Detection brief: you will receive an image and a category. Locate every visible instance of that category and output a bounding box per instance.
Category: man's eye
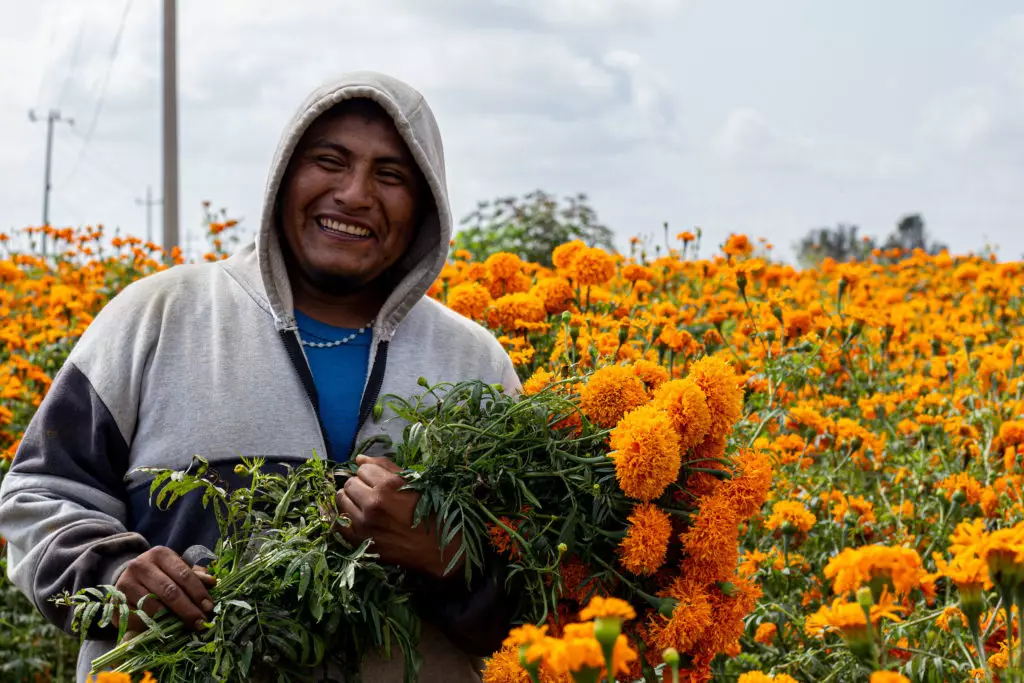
[379,170,404,184]
[317,156,343,167]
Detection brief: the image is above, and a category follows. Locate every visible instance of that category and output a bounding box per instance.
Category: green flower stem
[591,554,662,610]
[969,618,993,683]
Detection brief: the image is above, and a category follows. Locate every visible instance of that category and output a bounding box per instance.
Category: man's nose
[332,167,374,211]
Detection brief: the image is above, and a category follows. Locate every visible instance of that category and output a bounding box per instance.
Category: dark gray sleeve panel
[0,361,149,633]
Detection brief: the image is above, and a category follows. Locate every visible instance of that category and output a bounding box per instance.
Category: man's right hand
[114,546,217,637]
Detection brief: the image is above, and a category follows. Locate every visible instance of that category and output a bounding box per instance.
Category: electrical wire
[33,0,62,108]
[55,9,86,109]
[56,0,135,190]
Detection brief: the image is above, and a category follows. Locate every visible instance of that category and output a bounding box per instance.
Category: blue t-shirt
[294,309,372,461]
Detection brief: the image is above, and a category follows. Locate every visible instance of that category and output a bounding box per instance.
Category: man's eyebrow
[308,139,414,167]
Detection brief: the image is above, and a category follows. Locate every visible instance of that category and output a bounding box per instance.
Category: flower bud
[561,310,573,324]
[856,586,874,610]
[662,647,680,668]
[951,489,967,505]
[736,271,747,296]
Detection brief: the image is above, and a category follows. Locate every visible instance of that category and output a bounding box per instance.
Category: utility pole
[162,0,179,252]
[28,108,74,255]
[136,186,163,243]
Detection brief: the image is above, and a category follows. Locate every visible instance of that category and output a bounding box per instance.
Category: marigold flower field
[2,222,1024,683]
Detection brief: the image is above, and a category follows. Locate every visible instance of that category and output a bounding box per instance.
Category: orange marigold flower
[723,233,753,257]
[579,365,649,428]
[523,368,556,395]
[608,404,682,501]
[687,355,744,440]
[753,622,777,645]
[618,503,673,576]
[631,358,669,392]
[489,292,547,331]
[652,378,711,451]
[621,263,654,282]
[648,579,713,653]
[579,596,636,622]
[764,500,815,534]
[719,449,773,520]
[485,252,525,281]
[531,276,576,315]
[823,545,926,598]
[738,673,798,683]
[446,282,491,320]
[678,490,740,579]
[552,240,587,270]
[870,673,911,683]
[569,247,617,287]
[1000,420,1024,448]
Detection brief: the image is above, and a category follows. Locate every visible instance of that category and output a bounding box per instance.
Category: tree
[452,190,617,267]
[881,213,947,256]
[795,223,875,267]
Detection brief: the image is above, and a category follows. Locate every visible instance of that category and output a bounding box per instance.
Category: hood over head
[255,71,452,339]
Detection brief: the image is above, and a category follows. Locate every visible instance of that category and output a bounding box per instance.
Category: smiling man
[0,72,521,682]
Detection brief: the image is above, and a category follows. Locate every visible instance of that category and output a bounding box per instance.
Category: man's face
[279,106,425,295]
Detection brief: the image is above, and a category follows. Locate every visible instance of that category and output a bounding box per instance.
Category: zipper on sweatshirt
[280,329,335,460]
[350,340,389,457]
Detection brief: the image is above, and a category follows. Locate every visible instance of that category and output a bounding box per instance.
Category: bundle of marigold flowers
[369,346,768,682]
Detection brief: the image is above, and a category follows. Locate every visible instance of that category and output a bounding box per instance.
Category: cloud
[711,107,914,180]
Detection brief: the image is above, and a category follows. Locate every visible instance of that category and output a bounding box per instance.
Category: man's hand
[114,546,217,638]
[336,455,463,579]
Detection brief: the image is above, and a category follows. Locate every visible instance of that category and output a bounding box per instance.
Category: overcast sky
[2,0,1022,263]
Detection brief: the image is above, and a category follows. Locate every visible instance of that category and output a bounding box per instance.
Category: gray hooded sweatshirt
[0,71,521,682]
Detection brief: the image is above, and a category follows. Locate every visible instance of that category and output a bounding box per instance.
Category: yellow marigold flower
[580,365,649,429]
[489,292,547,332]
[652,378,711,451]
[522,368,556,395]
[753,622,777,645]
[870,673,910,683]
[738,673,798,683]
[608,404,681,502]
[618,503,673,576]
[530,276,575,315]
[579,596,636,622]
[446,282,491,320]
[687,355,744,440]
[569,247,616,287]
[764,500,815,534]
[485,252,524,281]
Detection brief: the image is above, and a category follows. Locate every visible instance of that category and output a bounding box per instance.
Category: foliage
[795,214,949,267]
[452,190,617,267]
[57,455,420,683]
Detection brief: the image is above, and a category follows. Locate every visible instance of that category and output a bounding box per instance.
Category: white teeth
[318,219,371,237]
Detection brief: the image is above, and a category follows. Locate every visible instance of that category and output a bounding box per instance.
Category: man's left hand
[335,455,463,579]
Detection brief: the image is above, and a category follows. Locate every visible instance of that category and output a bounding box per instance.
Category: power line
[55,11,86,109]
[33,1,62,108]
[57,0,134,190]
